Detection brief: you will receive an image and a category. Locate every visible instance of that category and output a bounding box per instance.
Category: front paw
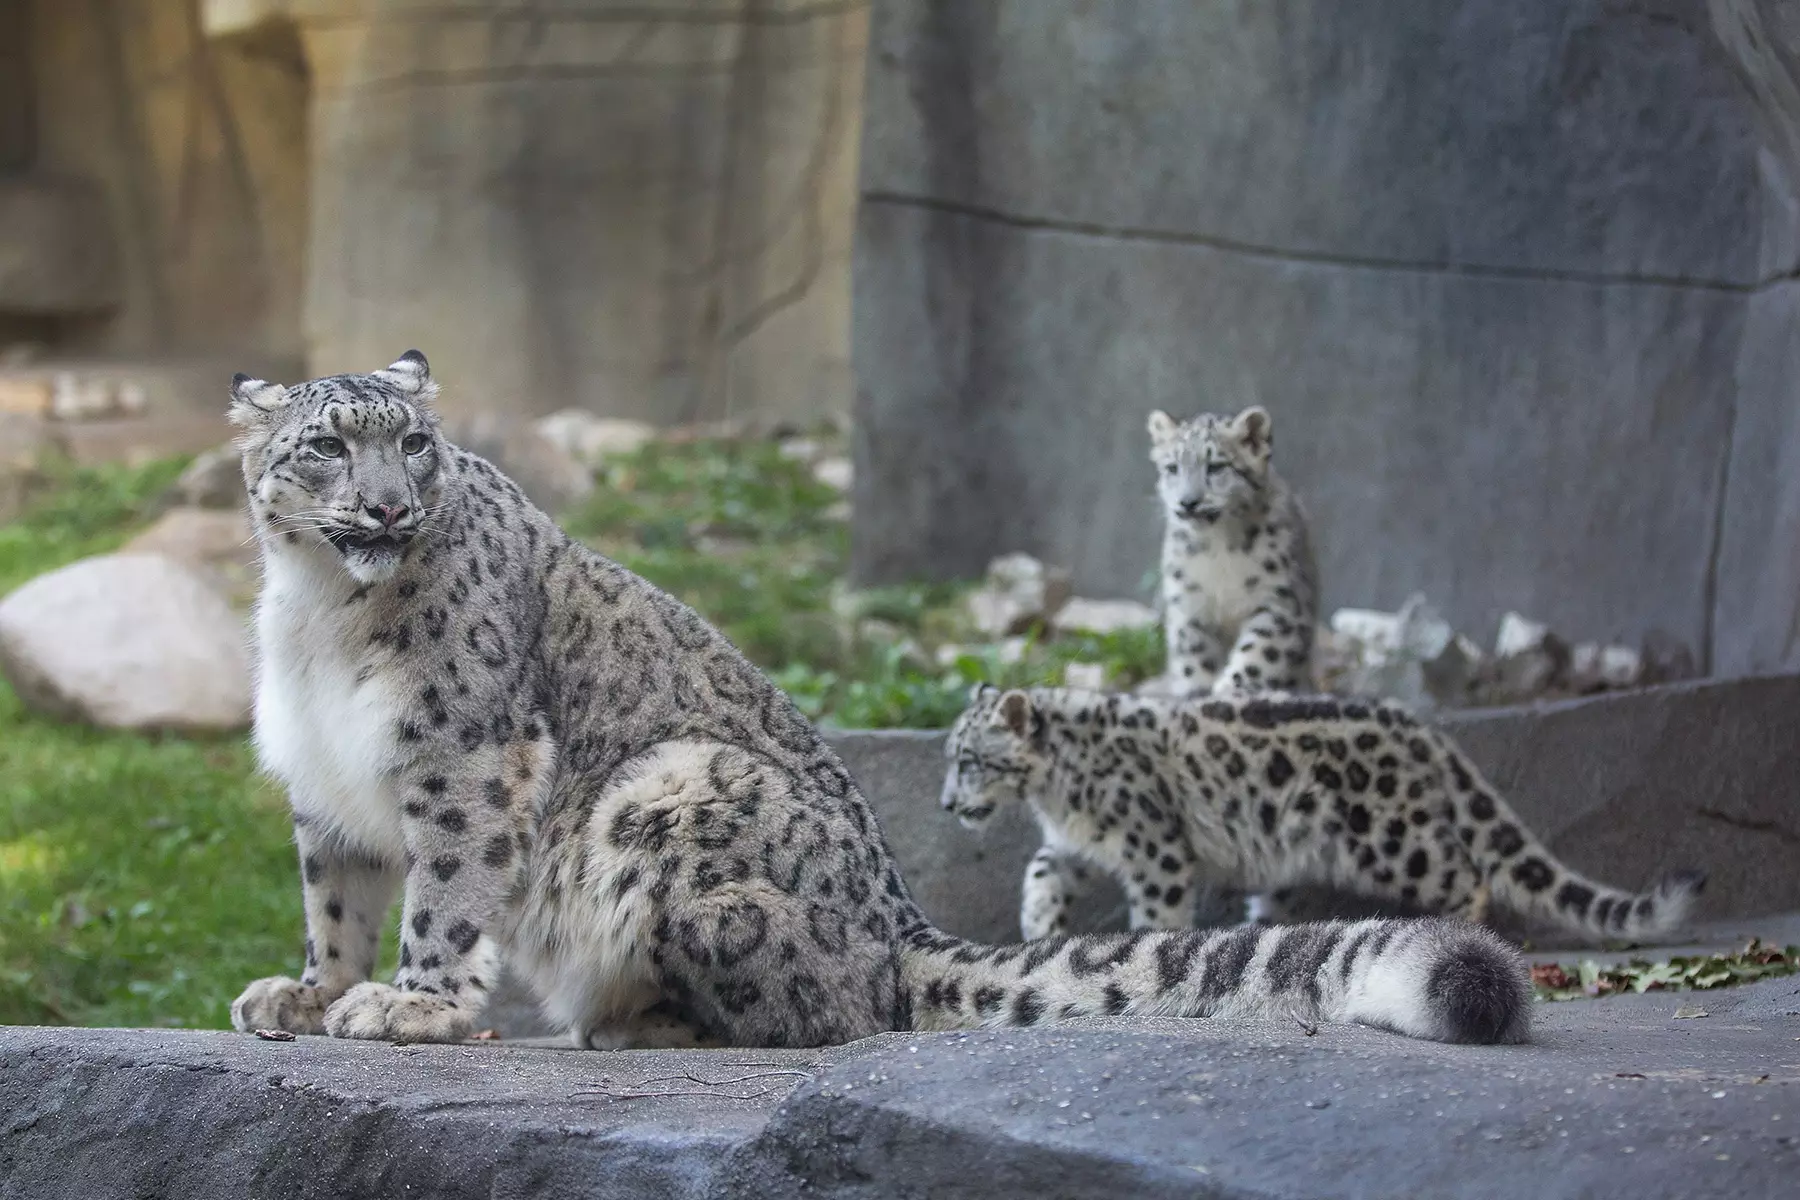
[231,976,332,1035]
[323,982,474,1044]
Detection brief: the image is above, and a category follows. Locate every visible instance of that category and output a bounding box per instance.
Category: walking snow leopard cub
[941,685,1704,945]
[1149,406,1318,699]
[228,352,1532,1048]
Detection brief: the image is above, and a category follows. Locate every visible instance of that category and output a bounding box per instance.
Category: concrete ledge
[829,672,1800,944]
[5,979,1798,1199]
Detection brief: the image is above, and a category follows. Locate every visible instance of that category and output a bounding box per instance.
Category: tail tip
[1427,932,1532,1045]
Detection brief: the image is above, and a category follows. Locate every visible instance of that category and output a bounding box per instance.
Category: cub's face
[1146,406,1273,524]
[939,685,1048,829]
[230,352,446,584]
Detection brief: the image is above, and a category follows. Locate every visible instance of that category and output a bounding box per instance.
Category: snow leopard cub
[1148,406,1318,700]
[226,352,1534,1049]
[941,685,1704,945]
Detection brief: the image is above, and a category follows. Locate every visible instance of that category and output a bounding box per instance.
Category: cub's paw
[231,976,332,1035]
[323,982,474,1044]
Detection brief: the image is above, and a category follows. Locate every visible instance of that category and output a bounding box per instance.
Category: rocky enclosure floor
[4,969,1798,1200]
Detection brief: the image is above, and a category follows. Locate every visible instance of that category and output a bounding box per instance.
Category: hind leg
[1022,846,1094,939]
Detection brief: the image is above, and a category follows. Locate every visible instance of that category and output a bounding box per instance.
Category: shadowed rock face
[851,0,1800,678]
[5,974,1800,1200]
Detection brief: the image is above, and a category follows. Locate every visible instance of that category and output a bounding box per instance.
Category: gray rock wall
[851,0,1800,676]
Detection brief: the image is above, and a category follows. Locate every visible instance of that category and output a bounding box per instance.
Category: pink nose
[367,503,408,528]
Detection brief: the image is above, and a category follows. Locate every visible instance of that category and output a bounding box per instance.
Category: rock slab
[4,977,1798,1199]
[0,554,251,733]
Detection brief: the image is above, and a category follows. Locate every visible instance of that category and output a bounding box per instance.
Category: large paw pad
[231,976,332,1035]
[323,982,474,1044]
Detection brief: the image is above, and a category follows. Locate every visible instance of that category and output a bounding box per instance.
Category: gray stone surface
[6,977,1800,1199]
[828,672,1800,944]
[851,0,1800,676]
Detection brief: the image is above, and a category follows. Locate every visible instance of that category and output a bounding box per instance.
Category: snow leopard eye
[1162,462,1178,475]
[401,432,429,455]
[311,436,345,459]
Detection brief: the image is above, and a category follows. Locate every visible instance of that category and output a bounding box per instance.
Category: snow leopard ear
[373,349,438,404]
[227,372,291,429]
[995,690,1033,738]
[1231,405,1271,462]
[968,681,998,705]
[1146,410,1178,446]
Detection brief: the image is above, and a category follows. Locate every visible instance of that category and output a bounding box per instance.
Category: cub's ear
[373,349,438,402]
[968,681,999,705]
[995,689,1033,738]
[227,372,291,429]
[1146,410,1178,445]
[1232,405,1272,461]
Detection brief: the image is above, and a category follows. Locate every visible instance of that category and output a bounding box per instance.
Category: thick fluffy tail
[901,917,1531,1045]
[1442,748,1706,941]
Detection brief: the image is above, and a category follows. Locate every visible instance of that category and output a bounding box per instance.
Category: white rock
[777,437,824,464]
[812,457,853,491]
[1494,611,1552,657]
[1330,606,1404,651]
[968,553,1073,638]
[167,444,246,510]
[532,409,656,465]
[0,554,251,732]
[1050,597,1159,637]
[1063,661,1108,690]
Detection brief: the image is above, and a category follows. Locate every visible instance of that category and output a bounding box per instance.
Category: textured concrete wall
[851,0,1800,676]
[283,0,866,425]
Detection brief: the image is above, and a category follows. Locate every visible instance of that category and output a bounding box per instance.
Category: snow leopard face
[229,351,448,584]
[940,684,1050,829]
[1146,405,1273,524]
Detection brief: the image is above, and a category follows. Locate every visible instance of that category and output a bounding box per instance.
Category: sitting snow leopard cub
[228,352,1533,1049]
[1148,406,1318,699]
[941,684,1704,945]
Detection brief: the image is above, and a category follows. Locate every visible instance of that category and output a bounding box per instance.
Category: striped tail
[902,917,1531,1046]
[1444,749,1706,941]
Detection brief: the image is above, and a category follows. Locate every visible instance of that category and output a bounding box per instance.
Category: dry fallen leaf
[253,1028,297,1041]
[1672,1006,1708,1019]
[473,1029,501,1041]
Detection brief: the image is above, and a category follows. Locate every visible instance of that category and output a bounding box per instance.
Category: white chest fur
[1166,527,1262,630]
[253,549,407,860]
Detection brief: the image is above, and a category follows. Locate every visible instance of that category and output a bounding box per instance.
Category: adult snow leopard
[227,352,1531,1048]
[940,685,1704,945]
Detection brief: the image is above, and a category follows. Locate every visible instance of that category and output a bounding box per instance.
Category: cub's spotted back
[942,685,1704,944]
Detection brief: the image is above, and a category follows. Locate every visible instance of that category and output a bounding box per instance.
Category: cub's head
[940,684,1050,829]
[229,351,446,584]
[1146,406,1273,524]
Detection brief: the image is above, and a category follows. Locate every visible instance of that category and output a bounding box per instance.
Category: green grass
[0,437,1161,1028]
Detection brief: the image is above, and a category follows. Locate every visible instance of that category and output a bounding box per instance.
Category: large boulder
[0,554,251,733]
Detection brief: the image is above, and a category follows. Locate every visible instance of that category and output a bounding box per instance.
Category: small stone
[777,437,825,464]
[531,409,656,465]
[1063,661,1108,690]
[967,553,1072,637]
[0,554,252,732]
[165,444,246,510]
[1639,629,1698,685]
[443,414,594,515]
[812,457,853,491]
[0,375,52,416]
[1050,597,1159,637]
[1493,611,1552,658]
